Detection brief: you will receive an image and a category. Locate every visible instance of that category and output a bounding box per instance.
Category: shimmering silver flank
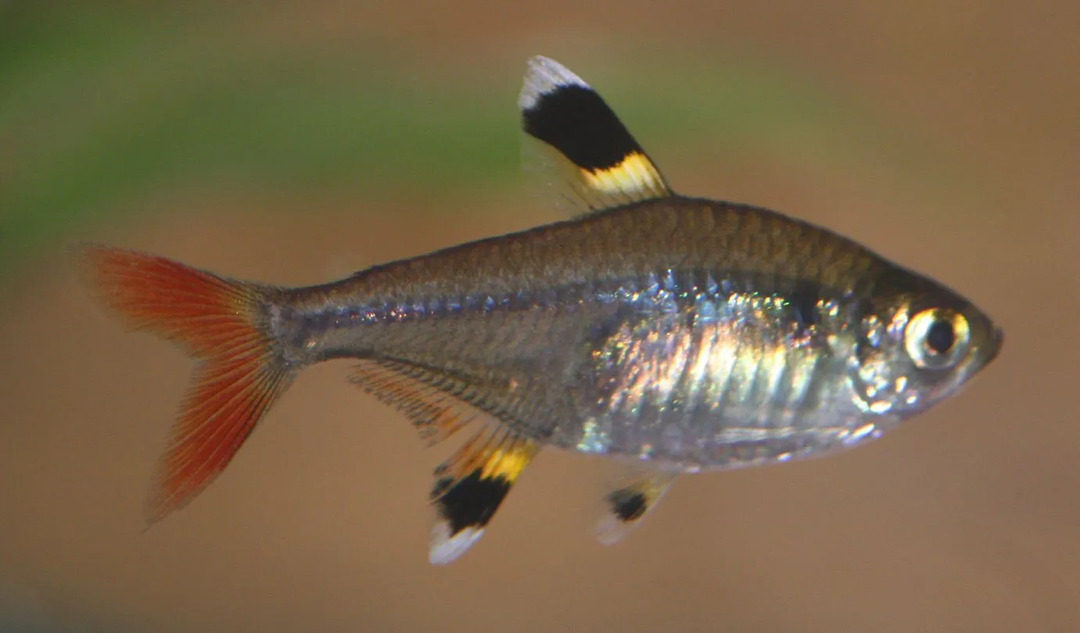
[566,276,865,470]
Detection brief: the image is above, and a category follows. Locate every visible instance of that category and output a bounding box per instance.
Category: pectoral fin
[597,471,676,546]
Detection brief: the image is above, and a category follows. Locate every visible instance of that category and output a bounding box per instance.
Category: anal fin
[429,425,539,564]
[597,470,676,546]
[350,359,486,446]
[351,359,538,564]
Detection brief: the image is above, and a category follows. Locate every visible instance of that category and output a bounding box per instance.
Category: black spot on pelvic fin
[523,85,642,172]
[607,488,648,522]
[435,470,512,535]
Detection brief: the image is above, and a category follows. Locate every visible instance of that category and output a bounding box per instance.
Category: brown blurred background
[1,1,1078,631]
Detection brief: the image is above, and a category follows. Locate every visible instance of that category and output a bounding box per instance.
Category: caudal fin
[76,245,295,524]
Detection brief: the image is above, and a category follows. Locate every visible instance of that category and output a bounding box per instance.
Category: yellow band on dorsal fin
[582,151,669,203]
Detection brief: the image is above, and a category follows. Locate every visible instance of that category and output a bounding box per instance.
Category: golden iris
[904,308,971,370]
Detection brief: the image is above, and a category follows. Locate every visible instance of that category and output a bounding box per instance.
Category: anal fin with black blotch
[427,424,538,564]
[519,56,673,214]
[351,359,539,564]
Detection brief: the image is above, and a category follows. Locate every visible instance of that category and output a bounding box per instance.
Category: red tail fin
[76,246,295,524]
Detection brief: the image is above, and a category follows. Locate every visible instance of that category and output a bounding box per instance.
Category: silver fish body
[272,196,999,471]
[80,57,1001,564]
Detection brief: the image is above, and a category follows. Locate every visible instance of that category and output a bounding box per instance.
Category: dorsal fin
[519,56,672,214]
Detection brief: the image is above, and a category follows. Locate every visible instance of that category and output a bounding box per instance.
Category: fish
[77,56,1003,564]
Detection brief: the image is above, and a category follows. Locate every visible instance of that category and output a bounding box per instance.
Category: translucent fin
[596,470,676,546]
[350,359,538,564]
[350,359,483,446]
[75,245,295,524]
[520,55,672,215]
[428,425,539,564]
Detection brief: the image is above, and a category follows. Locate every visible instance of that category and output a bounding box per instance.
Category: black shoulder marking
[789,280,821,330]
[523,84,644,172]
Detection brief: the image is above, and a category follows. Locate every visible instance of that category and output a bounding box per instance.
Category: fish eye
[904,308,971,370]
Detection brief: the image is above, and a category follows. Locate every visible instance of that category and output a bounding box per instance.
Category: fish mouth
[988,326,1004,361]
[972,325,1004,374]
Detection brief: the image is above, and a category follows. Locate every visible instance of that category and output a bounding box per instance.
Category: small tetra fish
[78,56,1002,564]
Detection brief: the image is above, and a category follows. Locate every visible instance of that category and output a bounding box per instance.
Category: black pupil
[925,319,955,355]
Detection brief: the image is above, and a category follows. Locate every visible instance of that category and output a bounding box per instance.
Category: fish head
[847,268,1002,421]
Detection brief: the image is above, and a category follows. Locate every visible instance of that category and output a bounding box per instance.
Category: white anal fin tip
[520,55,590,111]
[429,521,486,565]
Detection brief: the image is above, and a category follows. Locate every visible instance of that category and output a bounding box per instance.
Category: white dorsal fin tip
[429,521,485,565]
[519,56,590,111]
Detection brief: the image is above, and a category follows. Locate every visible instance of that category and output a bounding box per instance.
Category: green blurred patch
[0,3,934,286]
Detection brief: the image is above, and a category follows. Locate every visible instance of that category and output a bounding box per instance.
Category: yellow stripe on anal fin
[479,442,536,482]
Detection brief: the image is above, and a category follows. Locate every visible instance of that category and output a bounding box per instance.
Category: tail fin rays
[76,245,295,524]
[149,349,293,523]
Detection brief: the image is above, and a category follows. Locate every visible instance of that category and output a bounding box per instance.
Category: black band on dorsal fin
[524,83,644,173]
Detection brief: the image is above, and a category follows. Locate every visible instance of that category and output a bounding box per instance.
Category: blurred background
[1,1,1078,631]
